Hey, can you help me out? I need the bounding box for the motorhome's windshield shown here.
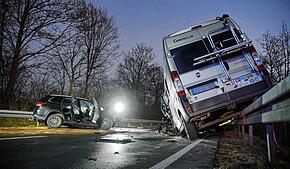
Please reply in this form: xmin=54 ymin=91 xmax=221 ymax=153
xmin=171 ymin=38 xmax=212 ymax=74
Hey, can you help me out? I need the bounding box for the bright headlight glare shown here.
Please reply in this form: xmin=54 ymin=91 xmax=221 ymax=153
xmin=114 ymin=102 xmax=124 ymax=113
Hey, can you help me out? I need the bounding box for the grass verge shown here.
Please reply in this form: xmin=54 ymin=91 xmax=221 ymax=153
xmin=214 ymin=131 xmax=290 ymax=169
xmin=0 ymin=117 xmax=45 ymax=127
xmin=0 ymin=127 xmax=112 ymax=137
xmin=0 ymin=117 xmax=112 ymax=137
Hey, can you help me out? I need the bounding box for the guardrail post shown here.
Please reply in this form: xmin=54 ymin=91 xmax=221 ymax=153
xmin=235 ymin=125 xmax=238 ymax=136
xmin=128 ymin=122 xmax=130 ymax=127
xmin=249 ymin=125 xmax=253 ymax=146
xmin=266 ymin=124 xmax=276 ymax=162
xmin=237 ymin=125 xmax=241 ymax=138
xmin=36 ymin=120 xmax=39 ymax=127
xmin=241 ymin=125 xmax=245 ymax=137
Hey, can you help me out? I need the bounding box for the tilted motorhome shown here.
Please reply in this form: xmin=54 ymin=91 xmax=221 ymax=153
xmin=161 ymin=14 xmax=271 ymax=140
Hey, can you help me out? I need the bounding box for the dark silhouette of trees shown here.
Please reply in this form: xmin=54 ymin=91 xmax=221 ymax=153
xmin=48 ymin=32 xmax=85 ymax=96
xmin=115 ymin=44 xmax=163 ymax=119
xmin=0 ymin=0 xmax=119 ymax=109
xmin=0 ymin=0 xmax=78 ymax=108
xmin=78 ymin=4 xmax=119 ymax=97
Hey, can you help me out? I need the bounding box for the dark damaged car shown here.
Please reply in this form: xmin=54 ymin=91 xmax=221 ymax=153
xmin=33 ymin=95 xmax=113 ymax=129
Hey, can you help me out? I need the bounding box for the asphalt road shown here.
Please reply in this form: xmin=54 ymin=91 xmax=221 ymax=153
xmin=0 ymin=128 xmax=218 ymax=169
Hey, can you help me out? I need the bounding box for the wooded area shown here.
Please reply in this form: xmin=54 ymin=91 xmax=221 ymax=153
xmin=0 ymin=0 xmax=163 ymax=119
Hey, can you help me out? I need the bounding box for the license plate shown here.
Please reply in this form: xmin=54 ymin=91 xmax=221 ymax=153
xmin=190 ymin=80 xmax=218 ymax=95
xmin=234 ymin=72 xmax=262 ymax=87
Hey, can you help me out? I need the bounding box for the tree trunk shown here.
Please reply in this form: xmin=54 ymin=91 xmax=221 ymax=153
xmin=4 ymin=0 xmax=30 ymax=109
xmin=68 ymin=79 xmax=73 ymax=96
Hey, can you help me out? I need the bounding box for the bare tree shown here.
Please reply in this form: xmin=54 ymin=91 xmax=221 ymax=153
xmin=76 ymin=4 xmax=119 ymax=97
xmin=48 ymin=32 xmax=85 ymax=95
xmin=258 ymin=21 xmax=290 ymax=83
xmin=22 ymin=72 xmax=59 ymax=106
xmin=115 ymin=44 xmax=163 ymax=119
xmin=48 ymin=60 xmax=67 ymax=95
xmin=145 ymin=66 xmax=163 ymax=106
xmin=0 ymin=0 xmax=79 ymax=108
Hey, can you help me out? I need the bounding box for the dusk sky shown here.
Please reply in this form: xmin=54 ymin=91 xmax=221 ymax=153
xmin=92 ymin=0 xmax=290 ymax=64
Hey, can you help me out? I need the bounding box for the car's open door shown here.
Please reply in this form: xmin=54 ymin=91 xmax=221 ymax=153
xmin=92 ymin=98 xmax=100 ymax=123
xmin=71 ymin=97 xmax=80 ymax=115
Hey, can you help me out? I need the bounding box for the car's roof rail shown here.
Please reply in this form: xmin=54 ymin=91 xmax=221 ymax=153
xmin=49 ymin=94 xmax=89 ymax=100
xmin=49 ymin=94 xmax=71 ymax=97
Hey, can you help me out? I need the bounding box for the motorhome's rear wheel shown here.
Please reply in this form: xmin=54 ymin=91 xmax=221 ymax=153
xmin=182 ymin=117 xmax=198 ymax=140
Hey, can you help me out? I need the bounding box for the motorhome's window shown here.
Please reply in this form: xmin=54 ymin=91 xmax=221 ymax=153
xmin=171 ymin=40 xmax=210 ymax=74
xmin=212 ymin=30 xmax=237 ymax=49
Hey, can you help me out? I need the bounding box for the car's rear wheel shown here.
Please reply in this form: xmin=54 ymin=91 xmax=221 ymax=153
xmin=46 ymin=114 xmax=63 ymax=128
xmin=100 ymin=117 xmax=113 ymax=130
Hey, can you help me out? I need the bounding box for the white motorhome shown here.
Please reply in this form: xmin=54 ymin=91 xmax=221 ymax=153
xmin=161 ymin=14 xmax=271 ymax=140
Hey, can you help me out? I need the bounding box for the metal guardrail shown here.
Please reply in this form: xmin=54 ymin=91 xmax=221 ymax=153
xmin=236 ymin=75 xmax=290 ymax=163
xmin=0 ymin=110 xmax=165 ymax=128
xmin=238 ymin=75 xmax=290 ymax=124
xmin=0 ymin=110 xmax=33 ymax=118
xmin=115 ymin=118 xmax=166 ymax=128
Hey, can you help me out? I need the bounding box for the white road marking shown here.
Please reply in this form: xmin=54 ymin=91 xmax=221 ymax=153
xmin=0 ymin=136 xmax=48 ymax=141
xmin=149 ymin=139 xmax=205 ymax=169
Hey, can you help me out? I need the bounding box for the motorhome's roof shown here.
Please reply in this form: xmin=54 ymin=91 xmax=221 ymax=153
xmin=167 ymin=18 xmax=221 ymax=37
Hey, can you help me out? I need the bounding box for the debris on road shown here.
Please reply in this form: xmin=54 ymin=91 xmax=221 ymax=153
xmin=96 ymin=137 xmax=133 ymax=144
xmin=88 ymin=157 xmax=97 ymax=161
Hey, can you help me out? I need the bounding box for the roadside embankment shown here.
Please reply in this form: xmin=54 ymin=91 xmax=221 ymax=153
xmin=214 ymin=131 xmax=290 ymax=169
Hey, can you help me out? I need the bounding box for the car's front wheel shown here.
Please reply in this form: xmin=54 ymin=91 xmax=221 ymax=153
xmin=100 ymin=117 xmax=113 ymax=130
xmin=46 ymin=114 xmax=63 ymax=128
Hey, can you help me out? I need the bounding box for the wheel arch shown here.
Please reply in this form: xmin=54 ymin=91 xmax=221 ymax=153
xmin=177 ymin=107 xmax=190 ymax=123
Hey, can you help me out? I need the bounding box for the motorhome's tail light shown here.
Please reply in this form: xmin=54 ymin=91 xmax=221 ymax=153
xmin=249 ymin=47 xmax=265 ymax=71
xmin=171 ymin=71 xmax=186 ymax=97
xmin=35 ymin=102 xmax=47 ymax=107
